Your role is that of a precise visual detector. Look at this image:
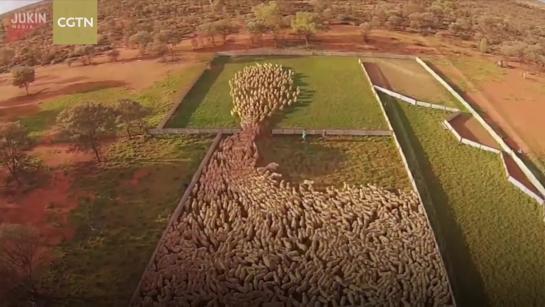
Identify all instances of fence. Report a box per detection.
[374,85,460,113]
[443,119,500,154]
[150,128,240,135]
[218,49,415,59]
[358,58,456,306]
[271,128,392,136]
[150,127,393,136]
[501,153,545,205]
[156,64,210,129]
[416,57,545,202]
[129,133,223,305]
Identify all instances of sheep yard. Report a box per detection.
[134,131,453,306]
[166,55,387,130]
[256,135,411,191]
[132,57,455,306]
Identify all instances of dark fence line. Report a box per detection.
[217,49,416,59]
[156,65,210,129]
[149,128,393,136]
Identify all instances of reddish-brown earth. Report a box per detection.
[0,49,207,109]
[432,57,545,160]
[449,114,499,150]
[0,171,77,246]
[503,152,541,196]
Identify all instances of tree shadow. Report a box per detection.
[267,70,315,129]
[165,56,229,127]
[256,135,347,189]
[383,97,489,306]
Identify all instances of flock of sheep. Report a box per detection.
[134,63,453,306]
[229,63,300,127]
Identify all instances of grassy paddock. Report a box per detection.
[166,55,387,129]
[365,57,462,109]
[257,135,410,191]
[40,136,213,306]
[383,95,545,306]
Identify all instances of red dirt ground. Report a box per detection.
[0,171,77,246]
[30,144,94,167]
[432,56,545,160]
[0,49,207,109]
[502,152,541,197]
[179,26,438,55]
[449,114,499,150]
[364,57,458,106]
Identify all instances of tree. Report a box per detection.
[116,99,150,139]
[74,45,96,65]
[155,30,183,60]
[214,19,238,44]
[198,22,218,46]
[247,20,267,46]
[149,41,169,61]
[0,224,46,305]
[253,1,283,45]
[11,66,35,96]
[56,103,117,162]
[0,122,34,185]
[107,48,120,62]
[291,12,318,47]
[479,37,489,53]
[500,41,528,61]
[129,31,153,56]
[0,48,15,67]
[359,22,372,42]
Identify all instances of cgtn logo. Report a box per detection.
[2,9,48,42]
[56,17,94,28]
[53,0,97,45]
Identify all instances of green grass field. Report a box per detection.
[166,56,387,129]
[40,136,212,306]
[15,63,209,138]
[383,95,545,306]
[257,135,410,191]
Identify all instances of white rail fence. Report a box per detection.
[358,59,456,306]
[374,85,460,113]
[442,120,500,154]
[416,57,545,202]
[500,153,545,204]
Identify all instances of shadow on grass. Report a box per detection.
[20,109,61,134]
[256,135,347,187]
[165,56,229,127]
[382,95,489,306]
[268,70,315,129]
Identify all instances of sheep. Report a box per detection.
[133,63,453,307]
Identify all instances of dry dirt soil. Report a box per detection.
[432,56,545,160]
[0,49,202,109]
